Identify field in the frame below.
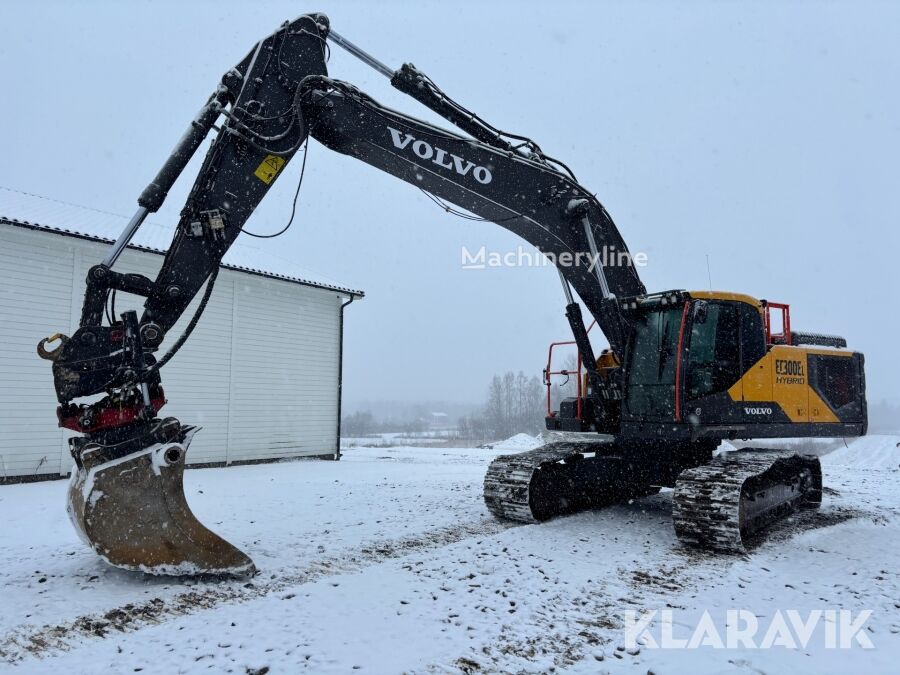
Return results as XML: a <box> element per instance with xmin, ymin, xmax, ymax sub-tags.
<box><xmin>0</xmin><ymin>435</ymin><xmax>898</xmax><ymax>673</ymax></box>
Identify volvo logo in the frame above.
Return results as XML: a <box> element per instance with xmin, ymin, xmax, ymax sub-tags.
<box><xmin>387</xmin><ymin>127</ymin><xmax>493</xmax><ymax>185</ymax></box>
<box><xmin>745</xmin><ymin>406</ymin><xmax>773</xmax><ymax>416</ymax></box>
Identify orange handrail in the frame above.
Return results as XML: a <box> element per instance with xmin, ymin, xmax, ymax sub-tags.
<box><xmin>544</xmin><ymin>320</ymin><xmax>596</xmax><ymax>419</ymax></box>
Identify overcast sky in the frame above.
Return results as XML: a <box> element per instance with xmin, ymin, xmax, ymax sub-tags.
<box><xmin>1</xmin><ymin>0</ymin><xmax>898</xmax><ymax>408</ymax></box>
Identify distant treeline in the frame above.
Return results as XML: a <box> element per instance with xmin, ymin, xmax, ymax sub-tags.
<box><xmin>458</xmin><ymin>371</ymin><xmax>546</xmax><ymax>440</ymax></box>
<box><xmin>341</xmin><ymin>370</ymin><xmax>550</xmax><ymax>441</ymax></box>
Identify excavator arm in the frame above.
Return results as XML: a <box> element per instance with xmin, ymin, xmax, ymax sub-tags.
<box><xmin>39</xmin><ymin>13</ymin><xmax>644</xmax><ymax>576</ymax></box>
<box><xmin>48</xmin><ymin>14</ymin><xmax>330</xmax><ymax>413</ymax></box>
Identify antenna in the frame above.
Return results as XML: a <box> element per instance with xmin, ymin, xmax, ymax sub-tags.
<box><xmin>705</xmin><ymin>254</ymin><xmax>713</xmax><ymax>290</ymax></box>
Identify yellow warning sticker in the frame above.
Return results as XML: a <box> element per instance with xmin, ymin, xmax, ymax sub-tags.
<box><xmin>254</xmin><ymin>155</ymin><xmax>285</xmax><ymax>184</ymax></box>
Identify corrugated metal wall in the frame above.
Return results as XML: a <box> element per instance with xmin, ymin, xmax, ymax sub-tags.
<box><xmin>0</xmin><ymin>224</ymin><xmax>344</xmax><ymax>479</ymax></box>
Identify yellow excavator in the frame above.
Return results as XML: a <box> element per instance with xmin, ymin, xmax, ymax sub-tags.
<box><xmin>38</xmin><ymin>13</ymin><xmax>866</xmax><ymax>576</ymax></box>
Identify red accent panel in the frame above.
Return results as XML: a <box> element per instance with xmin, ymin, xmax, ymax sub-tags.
<box><xmin>58</xmin><ymin>396</ymin><xmax>166</xmax><ymax>434</ymax></box>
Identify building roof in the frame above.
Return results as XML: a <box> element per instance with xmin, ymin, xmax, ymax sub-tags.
<box><xmin>0</xmin><ymin>186</ymin><xmax>364</xmax><ymax>298</ymax></box>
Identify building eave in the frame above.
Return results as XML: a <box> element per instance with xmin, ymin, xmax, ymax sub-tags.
<box><xmin>1</xmin><ymin>216</ymin><xmax>365</xmax><ymax>299</ymax></box>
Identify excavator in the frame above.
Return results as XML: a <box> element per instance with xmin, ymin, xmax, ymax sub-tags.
<box><xmin>36</xmin><ymin>13</ymin><xmax>867</xmax><ymax>576</ymax></box>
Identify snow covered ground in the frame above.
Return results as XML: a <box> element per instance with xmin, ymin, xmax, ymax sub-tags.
<box><xmin>0</xmin><ymin>435</ymin><xmax>898</xmax><ymax>674</ymax></box>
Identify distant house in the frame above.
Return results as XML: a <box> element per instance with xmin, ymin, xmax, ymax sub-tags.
<box><xmin>429</xmin><ymin>412</ymin><xmax>451</xmax><ymax>430</ymax></box>
<box><xmin>0</xmin><ymin>187</ymin><xmax>363</xmax><ymax>481</ymax></box>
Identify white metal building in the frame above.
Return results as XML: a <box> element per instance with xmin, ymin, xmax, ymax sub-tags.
<box><xmin>0</xmin><ymin>188</ymin><xmax>363</xmax><ymax>481</ymax></box>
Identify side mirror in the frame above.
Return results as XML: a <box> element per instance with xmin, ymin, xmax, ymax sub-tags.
<box><xmin>693</xmin><ymin>300</ymin><xmax>708</xmax><ymax>325</ymax></box>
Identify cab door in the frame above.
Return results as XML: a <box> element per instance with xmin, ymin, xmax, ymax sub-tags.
<box><xmin>623</xmin><ymin>306</ymin><xmax>684</xmax><ymax>422</ymax></box>
<box><xmin>681</xmin><ymin>301</ymin><xmax>744</xmax><ymax>424</ymax></box>
<box><xmin>735</xmin><ymin>302</ymin><xmax>771</xmax><ymax>412</ymax></box>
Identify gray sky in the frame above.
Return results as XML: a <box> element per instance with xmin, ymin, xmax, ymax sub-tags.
<box><xmin>1</xmin><ymin>0</ymin><xmax>898</xmax><ymax>407</ymax></box>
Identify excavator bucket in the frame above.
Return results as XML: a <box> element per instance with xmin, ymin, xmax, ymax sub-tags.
<box><xmin>67</xmin><ymin>426</ymin><xmax>255</xmax><ymax>576</ymax></box>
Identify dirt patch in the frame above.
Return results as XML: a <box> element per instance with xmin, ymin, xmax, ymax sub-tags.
<box><xmin>630</xmin><ymin>568</ymin><xmax>685</xmax><ymax>592</ymax></box>
<box><xmin>428</xmin><ymin>593</ymin><xmax>622</xmax><ymax>674</ymax></box>
<box><xmin>454</xmin><ymin>656</ymin><xmax>482</xmax><ymax>673</ymax></box>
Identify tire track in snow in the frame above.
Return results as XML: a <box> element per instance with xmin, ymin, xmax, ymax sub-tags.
<box><xmin>0</xmin><ymin>517</ymin><xmax>515</xmax><ymax>664</ymax></box>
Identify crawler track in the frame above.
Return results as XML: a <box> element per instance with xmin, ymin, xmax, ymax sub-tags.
<box><xmin>485</xmin><ymin>443</ymin><xmax>823</xmax><ymax>554</ymax></box>
<box><xmin>483</xmin><ymin>444</ymin><xmax>586</xmax><ymax>522</ymax></box>
<box><xmin>483</xmin><ymin>442</ymin><xmax>660</xmax><ymax>524</ymax></box>
<box><xmin>673</xmin><ymin>450</ymin><xmax>822</xmax><ymax>553</ymax></box>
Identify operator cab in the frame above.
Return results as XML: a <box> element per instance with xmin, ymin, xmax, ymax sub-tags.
<box><xmin>545</xmin><ymin>290</ymin><xmax>866</xmax><ymax>440</ymax></box>
<box><xmin>620</xmin><ymin>291</ymin><xmax>765</xmax><ymax>429</ymax></box>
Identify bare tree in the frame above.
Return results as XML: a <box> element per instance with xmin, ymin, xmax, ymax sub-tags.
<box><xmin>480</xmin><ymin>370</ymin><xmax>545</xmax><ymax>438</ymax></box>
<box><xmin>342</xmin><ymin>411</ymin><xmax>376</xmax><ymax>436</ymax></box>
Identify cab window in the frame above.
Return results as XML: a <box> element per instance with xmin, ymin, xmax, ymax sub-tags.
<box><xmin>738</xmin><ymin>303</ymin><xmax>766</xmax><ymax>370</ymax></box>
<box><xmin>686</xmin><ymin>302</ymin><xmax>741</xmax><ymax>400</ymax></box>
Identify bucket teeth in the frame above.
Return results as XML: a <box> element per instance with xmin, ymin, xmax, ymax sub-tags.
<box><xmin>68</xmin><ymin>425</ymin><xmax>255</xmax><ymax>577</ymax></box>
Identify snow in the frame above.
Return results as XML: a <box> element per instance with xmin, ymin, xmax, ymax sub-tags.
<box><xmin>341</xmin><ymin>431</ymin><xmax>457</xmax><ymax>448</ymax></box>
<box><xmin>822</xmin><ymin>434</ymin><xmax>900</xmax><ymax>470</ymax></box>
<box><xmin>0</xmin><ymin>436</ymin><xmax>898</xmax><ymax>673</ymax></box>
<box><xmin>481</xmin><ymin>433</ymin><xmax>543</xmax><ymax>451</ymax></box>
